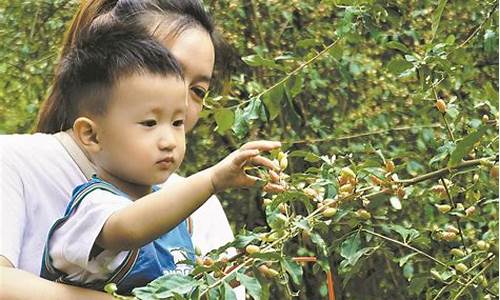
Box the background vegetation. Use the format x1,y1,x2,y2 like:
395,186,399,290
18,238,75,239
1,0,498,299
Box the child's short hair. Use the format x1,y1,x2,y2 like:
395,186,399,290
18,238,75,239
56,21,184,124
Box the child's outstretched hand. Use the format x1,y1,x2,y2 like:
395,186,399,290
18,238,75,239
208,140,284,193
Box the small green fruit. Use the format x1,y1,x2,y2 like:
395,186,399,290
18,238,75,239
450,248,465,257
455,263,468,273
477,240,489,251
355,209,371,220
436,204,451,214
340,167,356,179
321,207,337,218
245,245,261,255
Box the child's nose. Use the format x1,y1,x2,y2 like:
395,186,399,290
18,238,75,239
158,131,176,150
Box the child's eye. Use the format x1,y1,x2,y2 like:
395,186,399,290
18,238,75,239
191,86,207,100
173,120,184,127
139,120,157,127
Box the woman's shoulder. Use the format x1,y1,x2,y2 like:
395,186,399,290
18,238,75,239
0,133,60,151
0,133,74,169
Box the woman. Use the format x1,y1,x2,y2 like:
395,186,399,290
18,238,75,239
0,1,241,298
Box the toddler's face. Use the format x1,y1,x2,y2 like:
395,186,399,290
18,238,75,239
94,73,187,194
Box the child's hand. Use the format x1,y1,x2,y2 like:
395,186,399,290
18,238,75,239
208,140,284,193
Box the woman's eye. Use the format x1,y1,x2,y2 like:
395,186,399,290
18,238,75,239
140,120,157,127
173,120,184,127
191,86,207,99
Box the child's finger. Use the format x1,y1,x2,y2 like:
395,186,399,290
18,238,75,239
263,182,286,193
269,170,280,182
240,140,281,152
249,155,279,171
233,149,260,166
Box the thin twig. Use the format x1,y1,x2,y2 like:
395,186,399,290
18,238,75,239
440,178,468,252
396,156,497,185
452,259,495,300
361,228,448,267
284,124,442,145
456,1,499,49
227,38,342,110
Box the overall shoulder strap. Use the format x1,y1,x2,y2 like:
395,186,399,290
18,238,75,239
54,129,96,180
41,181,123,280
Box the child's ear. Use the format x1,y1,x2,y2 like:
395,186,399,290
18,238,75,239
73,117,101,154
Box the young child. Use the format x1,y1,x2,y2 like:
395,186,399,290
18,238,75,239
40,22,281,294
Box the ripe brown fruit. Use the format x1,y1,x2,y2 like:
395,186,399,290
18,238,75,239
465,206,476,217
385,160,395,173
203,257,214,267
435,99,447,113
440,231,457,242
446,225,459,234
490,165,499,179
370,175,384,186
278,203,287,214
431,185,447,197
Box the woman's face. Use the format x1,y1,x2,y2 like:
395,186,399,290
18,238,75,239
162,27,215,132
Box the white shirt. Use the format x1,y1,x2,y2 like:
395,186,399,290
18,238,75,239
0,133,235,274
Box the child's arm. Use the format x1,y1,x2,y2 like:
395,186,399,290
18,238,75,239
96,140,282,251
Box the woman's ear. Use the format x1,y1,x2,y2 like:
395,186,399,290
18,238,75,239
73,117,101,154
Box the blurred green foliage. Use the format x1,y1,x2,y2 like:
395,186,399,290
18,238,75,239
1,0,498,299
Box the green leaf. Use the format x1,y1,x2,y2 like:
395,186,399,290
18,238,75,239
484,82,499,108
398,253,418,267
232,107,249,139
431,0,448,40
340,233,360,265
243,98,264,121
386,58,413,75
223,282,237,300
263,83,284,120
384,224,420,244
328,39,344,60
214,109,234,134
237,273,262,300
242,54,279,68
386,41,410,53
310,232,328,256
429,142,456,166
408,275,428,296
483,29,498,53
448,126,487,167
133,274,201,299
286,74,304,98
281,258,303,285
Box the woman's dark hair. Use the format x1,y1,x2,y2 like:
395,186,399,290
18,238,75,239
55,22,183,129
35,0,231,133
